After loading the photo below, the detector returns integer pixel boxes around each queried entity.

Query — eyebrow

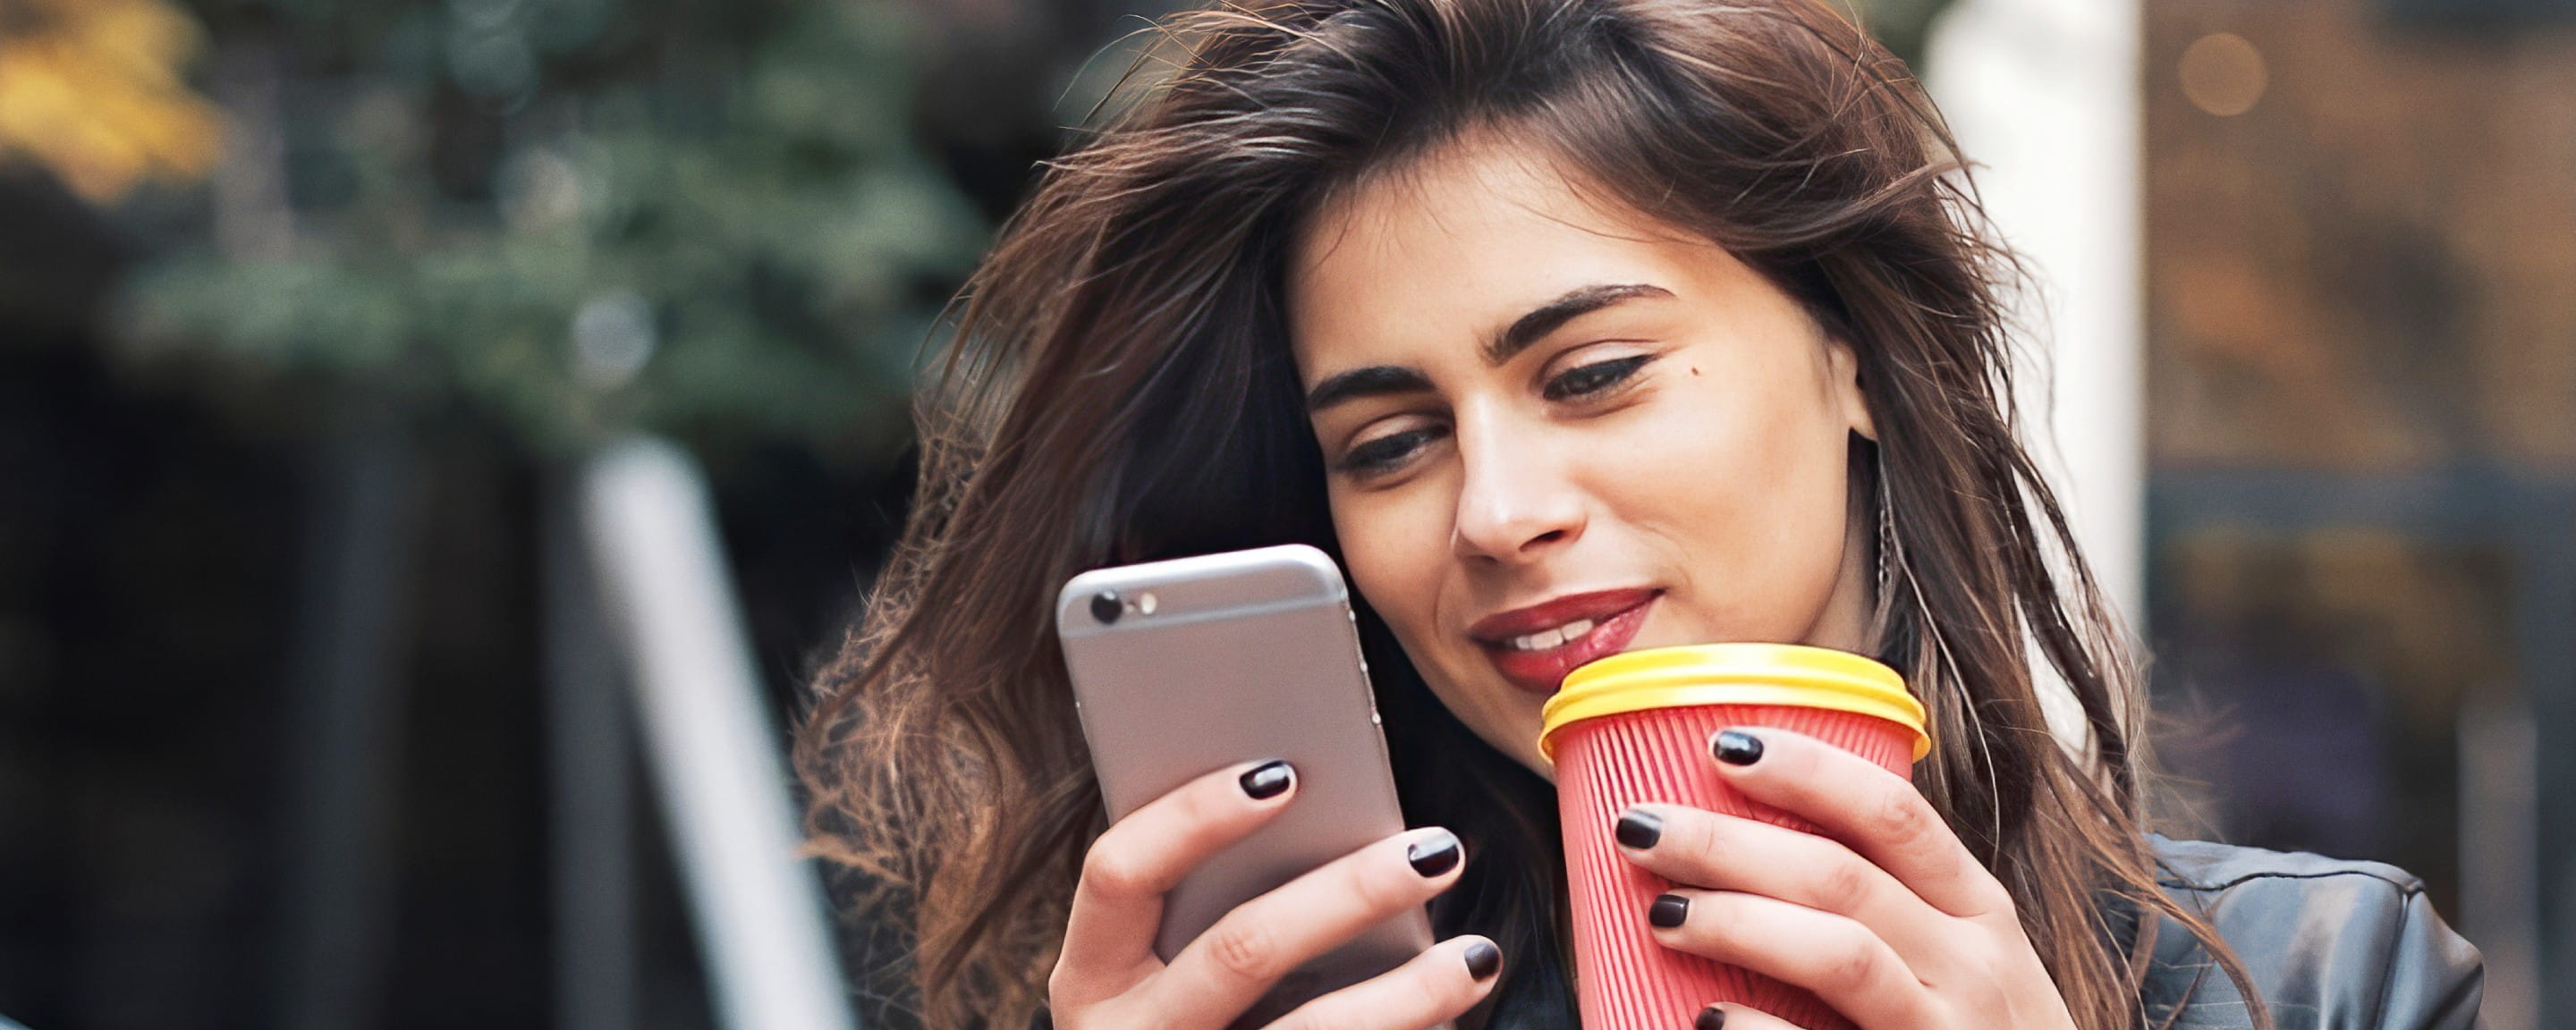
[1484,282,1673,366]
[1303,282,1674,413]
[1303,364,1432,414]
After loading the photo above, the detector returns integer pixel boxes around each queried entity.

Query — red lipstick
[1469,588,1659,696]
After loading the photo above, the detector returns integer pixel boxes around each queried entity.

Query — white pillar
[1925,0,2145,739]
[580,438,860,1030]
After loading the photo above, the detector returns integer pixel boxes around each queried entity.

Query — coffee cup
[1539,643,1930,1030]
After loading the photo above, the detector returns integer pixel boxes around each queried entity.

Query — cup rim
[1538,643,1931,762]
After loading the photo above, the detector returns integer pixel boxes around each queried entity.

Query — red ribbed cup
[1541,646,1926,1030]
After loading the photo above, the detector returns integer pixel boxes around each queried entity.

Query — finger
[1692,1001,1805,1030]
[1152,826,1467,1028]
[1646,889,1932,1030]
[1612,804,1950,962]
[1261,935,1503,1030]
[1057,760,1301,997]
[1708,728,2012,919]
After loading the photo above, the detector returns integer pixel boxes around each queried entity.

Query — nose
[1450,414,1588,563]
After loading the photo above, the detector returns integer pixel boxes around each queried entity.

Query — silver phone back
[1057,545,1431,1002]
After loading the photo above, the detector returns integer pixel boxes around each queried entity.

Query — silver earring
[1871,444,1900,639]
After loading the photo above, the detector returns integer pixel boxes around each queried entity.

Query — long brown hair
[796,2,2266,1028]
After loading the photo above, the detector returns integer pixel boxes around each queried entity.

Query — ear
[1825,335,1878,443]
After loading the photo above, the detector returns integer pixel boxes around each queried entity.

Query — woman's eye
[1337,426,1447,477]
[1543,354,1653,401]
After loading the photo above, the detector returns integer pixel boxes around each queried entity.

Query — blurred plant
[0,0,225,202]
[1846,0,1958,67]
[113,0,982,459]
[97,0,1949,460]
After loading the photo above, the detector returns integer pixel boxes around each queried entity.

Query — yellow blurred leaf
[0,0,224,203]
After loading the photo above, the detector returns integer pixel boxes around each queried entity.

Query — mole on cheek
[1690,367,1701,376]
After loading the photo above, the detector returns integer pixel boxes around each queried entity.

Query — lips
[1469,588,1659,697]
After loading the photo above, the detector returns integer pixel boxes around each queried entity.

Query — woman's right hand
[1047,760,1503,1030]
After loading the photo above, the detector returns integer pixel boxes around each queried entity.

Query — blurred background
[0,0,2567,1026]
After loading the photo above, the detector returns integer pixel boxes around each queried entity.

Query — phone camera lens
[1089,591,1123,625]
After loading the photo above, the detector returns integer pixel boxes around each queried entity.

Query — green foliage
[120,0,983,458]
[1844,0,1958,67]
[116,0,1953,459]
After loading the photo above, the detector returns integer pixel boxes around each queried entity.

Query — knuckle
[1868,786,1938,844]
[1045,958,1078,1008]
[1815,857,1874,914]
[1046,951,1108,1016]
[1818,934,1887,995]
[1079,841,1156,902]
[1205,918,1286,983]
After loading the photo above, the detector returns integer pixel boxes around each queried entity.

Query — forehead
[1284,136,1744,369]
[1292,136,1678,290]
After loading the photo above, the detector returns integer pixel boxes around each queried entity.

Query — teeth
[1508,618,1596,652]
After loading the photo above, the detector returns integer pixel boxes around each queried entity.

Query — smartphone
[1056,545,1434,1011]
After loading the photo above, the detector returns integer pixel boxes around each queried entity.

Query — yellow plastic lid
[1538,643,1930,762]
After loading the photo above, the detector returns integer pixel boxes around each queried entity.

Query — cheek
[1327,487,1446,635]
[1606,374,1836,498]
[1596,377,1852,628]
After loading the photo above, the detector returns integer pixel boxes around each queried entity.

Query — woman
[796,1,2483,1028]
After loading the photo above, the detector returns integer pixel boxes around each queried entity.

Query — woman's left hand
[1614,728,2080,1030]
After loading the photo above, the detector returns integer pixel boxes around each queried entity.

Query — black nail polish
[1648,892,1690,928]
[1408,831,1462,877]
[1240,761,1293,799]
[1695,1005,1728,1030]
[1614,808,1664,849]
[1462,940,1502,982]
[1712,730,1764,766]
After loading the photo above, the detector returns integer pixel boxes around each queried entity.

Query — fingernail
[1240,760,1293,799]
[1614,808,1664,849]
[1712,730,1764,766]
[1408,830,1462,877]
[1648,892,1690,928]
[1462,939,1502,982]
[1696,1005,1728,1030]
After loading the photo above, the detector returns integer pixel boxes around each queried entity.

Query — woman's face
[1286,136,1879,776]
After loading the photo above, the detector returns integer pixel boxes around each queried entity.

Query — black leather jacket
[2140,837,2483,1029]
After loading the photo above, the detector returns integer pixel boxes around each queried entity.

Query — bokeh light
[2180,31,2269,117]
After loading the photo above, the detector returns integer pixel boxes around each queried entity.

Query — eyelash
[1337,426,1448,477]
[1333,355,1657,478]
[1543,353,1654,401]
